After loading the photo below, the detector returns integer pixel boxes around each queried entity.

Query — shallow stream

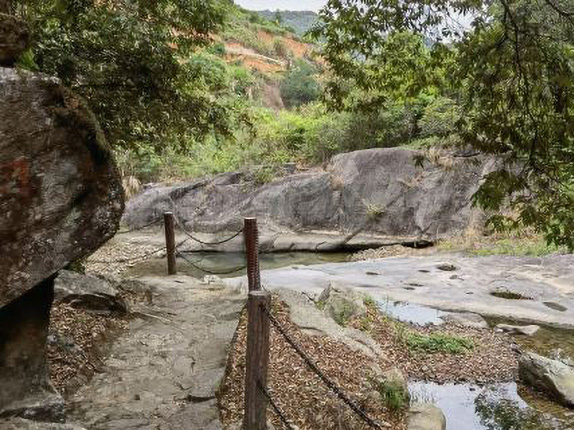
[377,300,574,429]
[128,251,350,279]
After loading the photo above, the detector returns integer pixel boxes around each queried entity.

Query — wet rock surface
[124,148,494,250]
[66,276,244,430]
[225,254,574,328]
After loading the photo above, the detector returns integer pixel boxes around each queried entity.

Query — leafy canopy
[13,0,248,151]
[312,0,574,248]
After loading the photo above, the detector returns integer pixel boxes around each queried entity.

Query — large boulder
[0,67,124,307]
[123,148,495,250]
[519,352,574,407]
[0,27,123,422]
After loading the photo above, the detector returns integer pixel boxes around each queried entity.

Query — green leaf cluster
[14,0,248,152]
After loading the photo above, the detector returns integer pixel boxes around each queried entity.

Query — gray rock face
[0,418,86,430]
[519,352,574,407]
[441,312,489,329]
[496,324,540,336]
[124,148,494,249]
[0,68,124,308]
[408,403,447,430]
[318,283,367,326]
[54,271,127,314]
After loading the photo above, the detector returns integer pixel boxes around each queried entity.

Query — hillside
[255,10,319,36]
[214,5,321,109]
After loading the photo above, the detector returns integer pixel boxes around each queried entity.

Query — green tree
[312,0,574,248]
[13,0,245,151]
[280,60,321,108]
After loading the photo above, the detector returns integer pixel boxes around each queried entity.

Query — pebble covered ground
[219,298,407,430]
[349,305,519,384]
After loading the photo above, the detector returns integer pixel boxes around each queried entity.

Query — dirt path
[66,275,244,430]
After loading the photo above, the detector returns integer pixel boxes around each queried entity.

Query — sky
[235,0,327,12]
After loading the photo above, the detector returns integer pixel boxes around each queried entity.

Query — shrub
[418,96,460,138]
[273,38,288,57]
[280,60,321,108]
[375,379,409,412]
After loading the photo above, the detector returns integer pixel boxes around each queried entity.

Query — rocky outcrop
[54,271,127,314]
[519,352,574,407]
[496,324,540,336]
[317,283,367,326]
[124,148,494,250]
[407,403,446,430]
[0,9,124,425]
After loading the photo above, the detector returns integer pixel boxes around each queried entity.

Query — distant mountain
[256,10,318,36]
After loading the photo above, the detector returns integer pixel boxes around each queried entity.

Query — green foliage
[312,0,574,249]
[405,332,474,354]
[14,0,247,152]
[470,238,566,257]
[363,295,376,307]
[280,60,321,108]
[418,96,460,138]
[374,379,409,412]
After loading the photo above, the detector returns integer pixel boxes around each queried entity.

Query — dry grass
[219,298,407,430]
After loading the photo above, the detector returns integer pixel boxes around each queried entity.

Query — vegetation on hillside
[12,0,574,248]
[312,0,574,249]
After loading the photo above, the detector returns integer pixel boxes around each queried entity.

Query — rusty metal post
[164,212,176,275]
[244,217,261,292]
[244,290,271,430]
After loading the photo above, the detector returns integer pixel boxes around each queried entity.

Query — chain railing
[260,302,389,429]
[103,212,388,429]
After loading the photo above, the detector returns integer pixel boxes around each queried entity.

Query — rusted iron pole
[164,212,176,275]
[244,217,261,292]
[244,290,271,430]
